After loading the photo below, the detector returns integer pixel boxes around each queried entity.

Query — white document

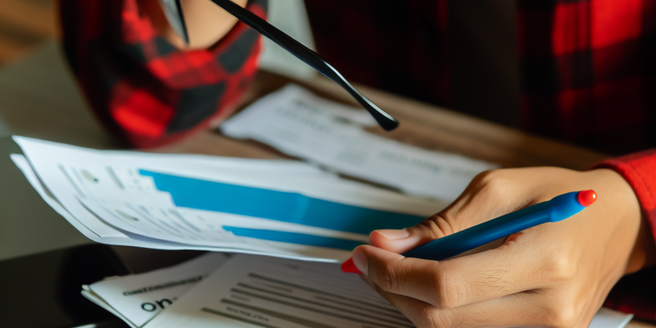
[12,154,255,251]
[221,84,498,201]
[13,136,446,262]
[143,254,634,328]
[82,253,230,328]
[144,254,413,328]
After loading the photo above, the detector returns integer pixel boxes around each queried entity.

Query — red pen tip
[577,190,597,207]
[341,258,361,274]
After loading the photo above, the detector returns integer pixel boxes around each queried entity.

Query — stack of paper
[82,253,229,327]
[11,85,499,262]
[143,253,414,328]
[12,136,448,262]
[86,252,634,328]
[84,252,414,328]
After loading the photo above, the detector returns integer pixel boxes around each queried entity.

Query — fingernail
[341,257,360,274]
[376,229,410,240]
[352,249,368,275]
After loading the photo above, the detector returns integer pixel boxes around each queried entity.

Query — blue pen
[342,190,596,272]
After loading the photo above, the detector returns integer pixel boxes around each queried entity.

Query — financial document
[83,253,229,328]
[12,136,447,262]
[144,255,413,328]
[221,84,498,201]
[141,254,633,328]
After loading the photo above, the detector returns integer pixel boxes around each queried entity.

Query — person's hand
[351,167,656,328]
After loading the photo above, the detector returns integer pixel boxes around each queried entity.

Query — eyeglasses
[158,0,399,131]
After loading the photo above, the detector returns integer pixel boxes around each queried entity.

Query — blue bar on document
[139,170,425,234]
[222,226,365,250]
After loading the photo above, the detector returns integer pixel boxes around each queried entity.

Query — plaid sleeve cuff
[592,150,656,242]
[592,149,656,321]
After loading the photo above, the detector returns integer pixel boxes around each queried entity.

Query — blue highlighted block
[139,170,424,234]
[223,226,365,250]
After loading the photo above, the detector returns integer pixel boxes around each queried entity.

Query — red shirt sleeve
[517,0,656,155]
[593,150,656,321]
[59,0,267,148]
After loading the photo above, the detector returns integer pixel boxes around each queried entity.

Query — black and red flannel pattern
[59,0,267,148]
[304,0,450,108]
[594,151,656,321]
[305,0,656,156]
[518,0,656,155]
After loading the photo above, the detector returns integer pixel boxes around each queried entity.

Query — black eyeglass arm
[208,0,399,131]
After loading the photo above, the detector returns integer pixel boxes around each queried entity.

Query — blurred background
[0,0,58,67]
[0,0,58,137]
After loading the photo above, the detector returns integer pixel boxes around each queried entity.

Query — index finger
[356,230,554,309]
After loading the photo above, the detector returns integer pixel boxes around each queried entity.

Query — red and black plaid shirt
[61,0,656,321]
[60,0,266,148]
[595,151,656,321]
[518,0,656,156]
[305,0,656,156]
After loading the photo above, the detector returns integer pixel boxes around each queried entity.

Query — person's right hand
[351,167,656,328]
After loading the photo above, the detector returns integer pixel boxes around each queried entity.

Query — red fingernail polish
[577,190,597,207]
[341,258,361,274]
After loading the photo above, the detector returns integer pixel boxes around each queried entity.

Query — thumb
[369,215,452,253]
